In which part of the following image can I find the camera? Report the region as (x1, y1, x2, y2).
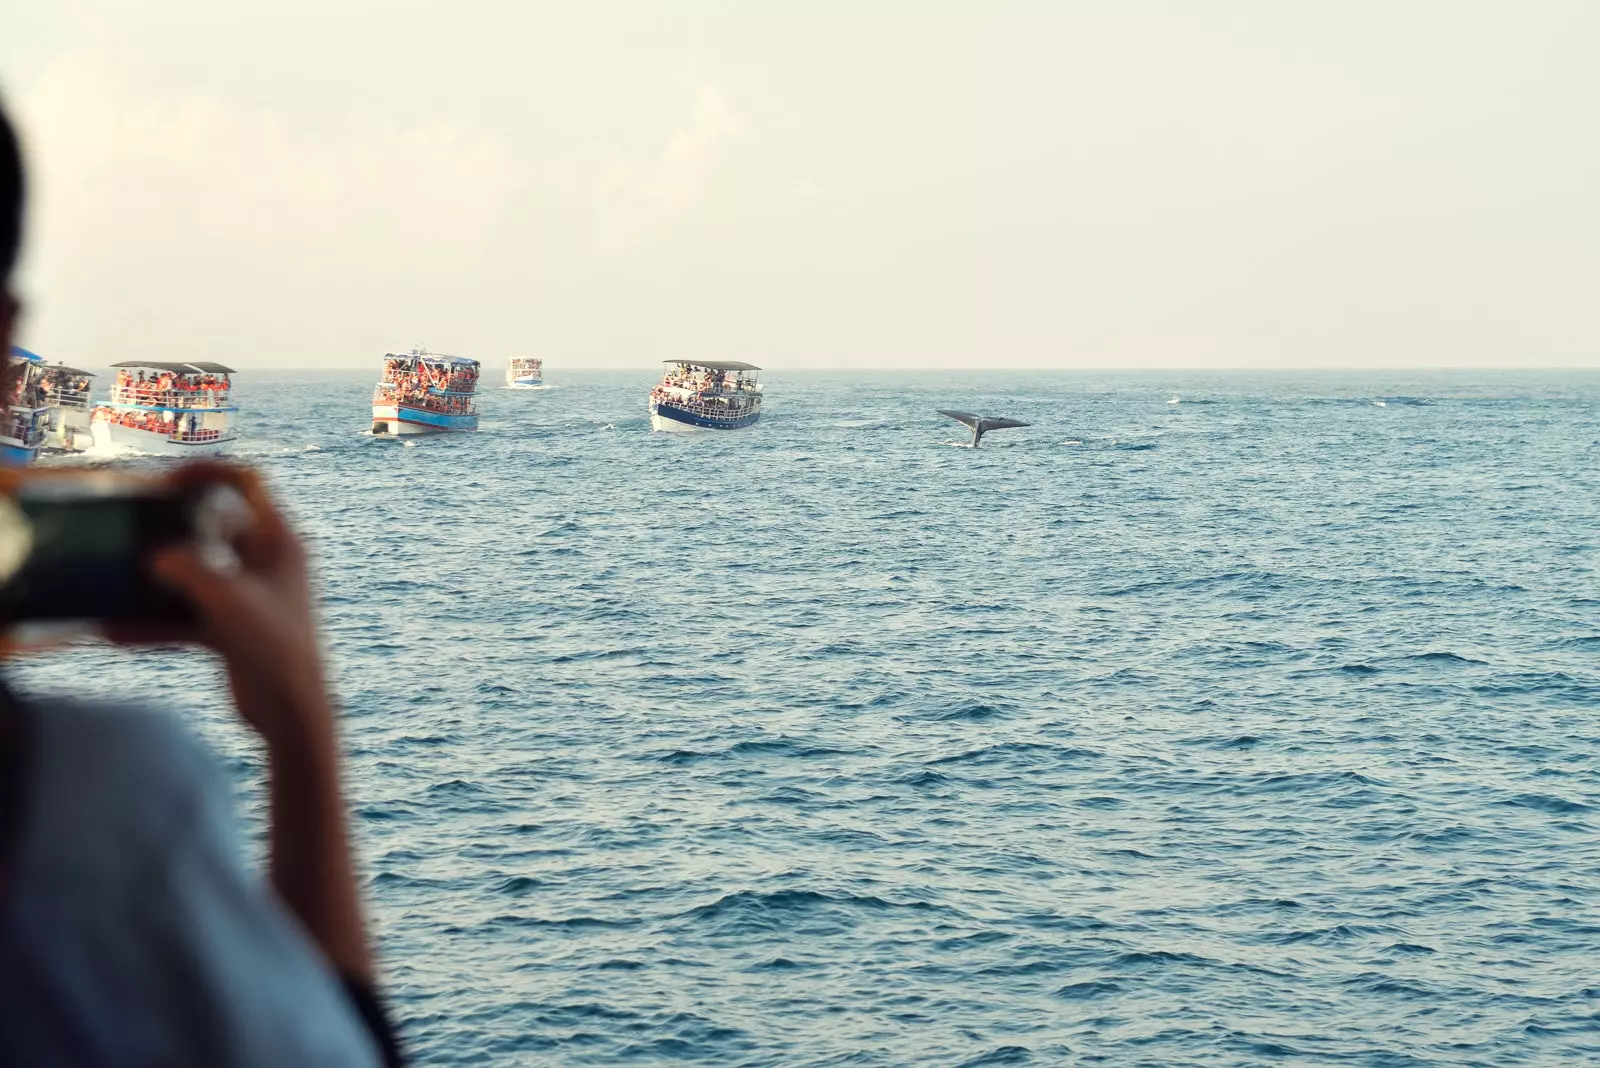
(0, 471, 238, 630)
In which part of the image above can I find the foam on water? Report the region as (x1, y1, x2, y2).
(17, 368, 1600, 1065)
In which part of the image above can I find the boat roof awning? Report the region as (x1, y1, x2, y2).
(111, 360, 236, 374)
(663, 359, 761, 372)
(43, 363, 95, 376)
(8, 346, 42, 364)
(386, 351, 479, 367)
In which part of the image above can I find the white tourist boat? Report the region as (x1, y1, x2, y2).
(371, 348, 480, 435)
(90, 361, 238, 455)
(40, 363, 96, 452)
(648, 360, 763, 432)
(505, 356, 543, 389)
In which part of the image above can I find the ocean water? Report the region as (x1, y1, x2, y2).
(12, 368, 1600, 1066)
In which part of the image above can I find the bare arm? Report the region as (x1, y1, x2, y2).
(259, 705, 372, 982)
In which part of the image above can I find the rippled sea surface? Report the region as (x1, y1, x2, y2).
(14, 369, 1600, 1065)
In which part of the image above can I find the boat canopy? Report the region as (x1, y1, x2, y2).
(663, 359, 760, 372)
(43, 362, 95, 377)
(8, 346, 42, 364)
(387, 351, 479, 367)
(111, 360, 236, 374)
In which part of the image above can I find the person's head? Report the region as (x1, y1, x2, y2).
(2, 97, 23, 361)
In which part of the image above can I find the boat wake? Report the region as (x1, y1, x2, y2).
(231, 442, 325, 458)
(78, 441, 149, 461)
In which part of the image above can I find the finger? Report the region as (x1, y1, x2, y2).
(164, 462, 297, 571)
(150, 545, 249, 635)
(102, 622, 203, 648)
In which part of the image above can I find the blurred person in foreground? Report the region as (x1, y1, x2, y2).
(0, 100, 401, 1065)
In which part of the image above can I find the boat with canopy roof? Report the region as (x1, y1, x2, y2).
(40, 362, 96, 452)
(2, 346, 48, 465)
(371, 348, 480, 435)
(649, 360, 762, 432)
(90, 360, 238, 455)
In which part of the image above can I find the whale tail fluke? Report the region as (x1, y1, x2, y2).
(938, 409, 1030, 448)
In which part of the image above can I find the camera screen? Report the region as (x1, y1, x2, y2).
(16, 499, 142, 614)
(0, 494, 190, 624)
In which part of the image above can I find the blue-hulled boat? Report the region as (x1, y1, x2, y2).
(649, 360, 762, 432)
(2, 347, 48, 466)
(371, 348, 480, 435)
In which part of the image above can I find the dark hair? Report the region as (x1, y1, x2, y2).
(1, 98, 22, 286)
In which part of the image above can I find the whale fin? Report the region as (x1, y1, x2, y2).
(938, 410, 1030, 448)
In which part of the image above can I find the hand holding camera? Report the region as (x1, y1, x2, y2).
(142, 462, 335, 752)
(0, 462, 333, 749)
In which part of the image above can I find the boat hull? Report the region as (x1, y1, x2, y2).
(43, 408, 93, 452)
(91, 421, 233, 456)
(371, 404, 479, 435)
(506, 375, 543, 389)
(649, 402, 761, 432)
(0, 442, 38, 466)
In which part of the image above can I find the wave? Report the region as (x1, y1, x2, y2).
(1495, 792, 1591, 815)
(675, 888, 952, 932)
(1054, 978, 1124, 999)
(926, 742, 1102, 768)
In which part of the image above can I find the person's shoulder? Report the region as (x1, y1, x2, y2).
(16, 696, 232, 877)
(31, 696, 218, 787)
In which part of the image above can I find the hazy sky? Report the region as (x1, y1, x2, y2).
(4, 2, 1597, 370)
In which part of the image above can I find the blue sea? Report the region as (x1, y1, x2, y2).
(13, 369, 1600, 1065)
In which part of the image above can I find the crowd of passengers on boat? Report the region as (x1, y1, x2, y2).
(379, 357, 480, 414)
(652, 366, 752, 397)
(651, 371, 756, 410)
(114, 368, 231, 404)
(41, 367, 91, 399)
(6, 366, 44, 410)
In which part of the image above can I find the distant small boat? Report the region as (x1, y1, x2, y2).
(506, 356, 543, 389)
(371, 348, 480, 435)
(91, 360, 238, 456)
(649, 360, 762, 432)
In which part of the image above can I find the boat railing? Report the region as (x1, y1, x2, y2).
(45, 386, 93, 410)
(110, 386, 232, 409)
(168, 427, 226, 444)
(655, 392, 761, 419)
(373, 383, 478, 415)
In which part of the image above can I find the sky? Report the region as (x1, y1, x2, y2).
(4, 2, 1598, 371)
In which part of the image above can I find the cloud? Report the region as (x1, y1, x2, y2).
(20, 52, 522, 255)
(12, 46, 527, 361)
(594, 83, 743, 250)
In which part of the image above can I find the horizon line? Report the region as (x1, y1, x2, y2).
(129, 362, 1600, 374)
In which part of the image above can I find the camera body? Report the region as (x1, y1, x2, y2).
(0, 471, 229, 630)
